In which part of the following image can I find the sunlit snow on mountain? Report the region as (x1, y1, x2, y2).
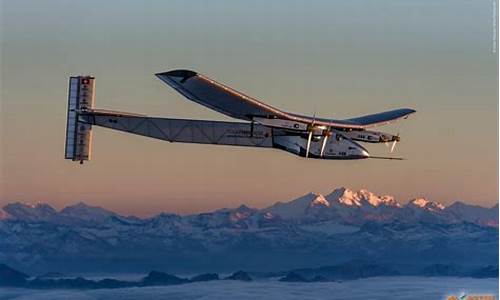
(0, 187, 497, 274)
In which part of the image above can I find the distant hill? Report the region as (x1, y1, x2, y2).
(0, 262, 496, 290)
(0, 263, 29, 286)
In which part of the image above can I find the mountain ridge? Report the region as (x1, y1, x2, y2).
(2, 187, 497, 227)
(1, 187, 497, 273)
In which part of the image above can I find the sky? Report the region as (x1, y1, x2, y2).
(1, 0, 498, 216)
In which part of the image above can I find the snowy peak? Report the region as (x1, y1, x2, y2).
(60, 202, 117, 222)
(228, 205, 257, 222)
(2, 201, 120, 224)
(262, 187, 497, 226)
(3, 202, 58, 222)
(325, 187, 402, 208)
(309, 194, 330, 207)
(358, 189, 401, 207)
(264, 192, 318, 219)
(1, 187, 496, 228)
(411, 198, 431, 207)
(379, 195, 402, 208)
(265, 188, 406, 223)
(323, 187, 357, 206)
(336, 188, 362, 206)
(409, 198, 445, 212)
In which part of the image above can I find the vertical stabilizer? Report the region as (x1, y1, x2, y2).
(64, 76, 95, 163)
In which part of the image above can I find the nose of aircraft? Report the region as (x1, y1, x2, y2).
(360, 149, 370, 158)
(350, 143, 370, 159)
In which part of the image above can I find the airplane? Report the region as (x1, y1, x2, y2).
(64, 70, 416, 164)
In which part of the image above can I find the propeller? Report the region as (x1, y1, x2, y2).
(320, 128, 332, 157)
(305, 112, 316, 158)
(305, 130, 313, 158)
(390, 140, 397, 153)
(390, 132, 400, 153)
(320, 134, 328, 157)
(389, 123, 403, 153)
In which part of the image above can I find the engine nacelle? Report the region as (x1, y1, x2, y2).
(343, 130, 399, 143)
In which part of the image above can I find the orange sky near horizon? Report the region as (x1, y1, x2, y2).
(1, 0, 498, 217)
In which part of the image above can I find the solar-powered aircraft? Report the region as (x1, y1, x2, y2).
(64, 70, 416, 164)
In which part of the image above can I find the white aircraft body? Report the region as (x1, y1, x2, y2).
(64, 70, 416, 164)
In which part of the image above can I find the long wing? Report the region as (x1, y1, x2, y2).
(156, 69, 415, 129)
(342, 108, 416, 128)
(156, 70, 283, 121)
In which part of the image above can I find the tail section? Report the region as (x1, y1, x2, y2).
(64, 76, 95, 164)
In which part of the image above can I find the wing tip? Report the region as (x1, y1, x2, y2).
(155, 69, 198, 81)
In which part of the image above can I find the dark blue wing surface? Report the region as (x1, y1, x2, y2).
(156, 70, 282, 121)
(344, 108, 416, 128)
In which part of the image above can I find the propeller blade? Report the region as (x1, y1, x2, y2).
(320, 135, 328, 157)
(389, 131, 401, 153)
(305, 130, 313, 158)
(390, 140, 397, 153)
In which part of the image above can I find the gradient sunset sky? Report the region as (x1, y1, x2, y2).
(1, 0, 498, 216)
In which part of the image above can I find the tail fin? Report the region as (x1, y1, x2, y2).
(64, 76, 95, 164)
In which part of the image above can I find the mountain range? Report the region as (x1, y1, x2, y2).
(0, 187, 497, 274)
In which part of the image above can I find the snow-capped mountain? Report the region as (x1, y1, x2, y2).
(60, 202, 119, 223)
(2, 188, 497, 227)
(263, 187, 497, 226)
(446, 201, 499, 227)
(2, 202, 58, 222)
(1, 201, 123, 225)
(0, 187, 497, 273)
(264, 192, 320, 219)
(264, 187, 403, 223)
(326, 187, 401, 208)
(408, 198, 445, 212)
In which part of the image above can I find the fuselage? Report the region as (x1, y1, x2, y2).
(272, 129, 370, 159)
